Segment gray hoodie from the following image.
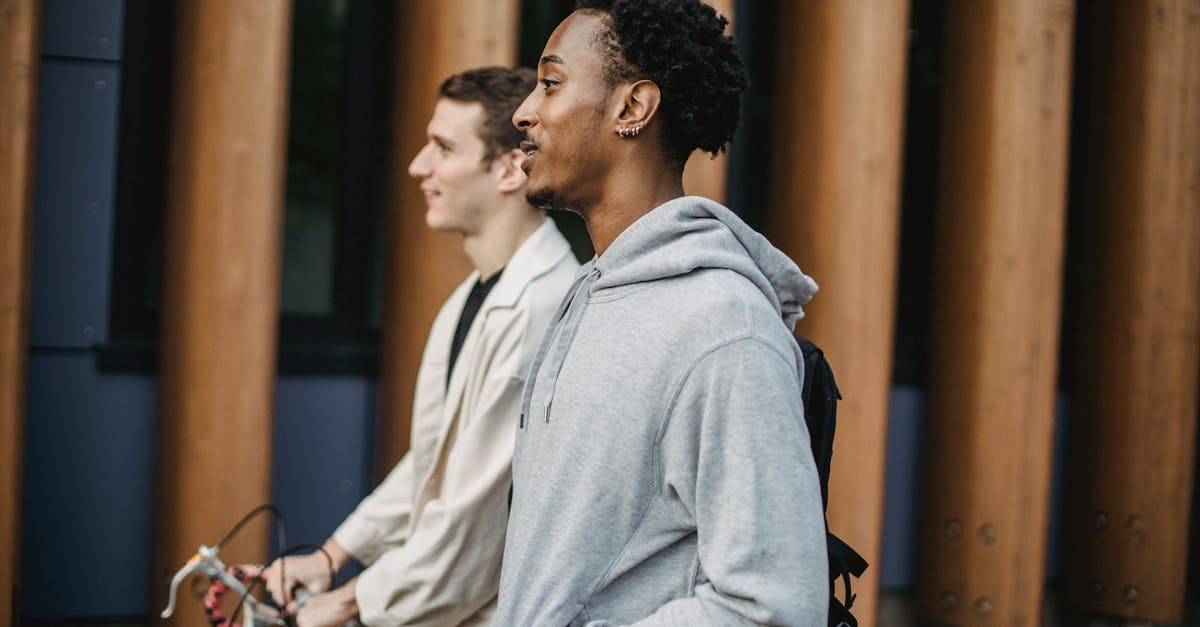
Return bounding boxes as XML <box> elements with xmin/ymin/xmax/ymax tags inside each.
<box><xmin>495</xmin><ymin>196</ymin><xmax>829</xmax><ymax>626</ymax></box>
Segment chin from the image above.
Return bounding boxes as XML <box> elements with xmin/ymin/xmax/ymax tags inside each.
<box><xmin>424</xmin><ymin>210</ymin><xmax>454</xmax><ymax>232</ymax></box>
<box><xmin>526</xmin><ymin>185</ymin><xmax>575</xmax><ymax>214</ymax></box>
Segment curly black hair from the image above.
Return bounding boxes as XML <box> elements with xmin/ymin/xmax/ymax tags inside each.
<box><xmin>574</xmin><ymin>0</ymin><xmax>749</xmax><ymax>168</ymax></box>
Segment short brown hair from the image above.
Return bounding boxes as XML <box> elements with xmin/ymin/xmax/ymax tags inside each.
<box><xmin>438</xmin><ymin>66</ymin><xmax>537</xmax><ymax>162</ymax></box>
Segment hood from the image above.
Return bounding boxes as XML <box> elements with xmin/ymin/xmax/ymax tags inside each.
<box><xmin>518</xmin><ymin>195</ymin><xmax>818</xmax><ymax>430</ymax></box>
<box><xmin>592</xmin><ymin>195</ymin><xmax>818</xmax><ymax>328</ymax></box>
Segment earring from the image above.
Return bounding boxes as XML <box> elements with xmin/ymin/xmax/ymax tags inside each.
<box><xmin>616</xmin><ymin>123</ymin><xmax>644</xmax><ymax>138</ymax></box>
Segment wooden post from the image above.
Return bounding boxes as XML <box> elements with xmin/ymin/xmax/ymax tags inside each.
<box><xmin>1062</xmin><ymin>1</ymin><xmax>1200</xmax><ymax>623</ymax></box>
<box><xmin>0</xmin><ymin>1</ymin><xmax>41</xmax><ymax>622</ymax></box>
<box><xmin>375</xmin><ymin>0</ymin><xmax>520</xmax><ymax>477</ymax></box>
<box><xmin>681</xmin><ymin>0</ymin><xmax>734</xmax><ymax>204</ymax></box>
<box><xmin>767</xmin><ymin>2</ymin><xmax>909</xmax><ymax>623</ymax></box>
<box><xmin>916</xmin><ymin>2</ymin><xmax>1074</xmax><ymax>625</ymax></box>
<box><xmin>151</xmin><ymin>2</ymin><xmax>292</xmax><ymax>624</ymax></box>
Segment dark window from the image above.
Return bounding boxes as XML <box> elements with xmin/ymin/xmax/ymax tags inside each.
<box><xmin>104</xmin><ymin>0</ymin><xmax>395</xmax><ymax>374</ymax></box>
<box><xmin>108</xmin><ymin>0</ymin><xmax>173</xmax><ymax>351</ymax></box>
<box><xmin>892</xmin><ymin>0</ymin><xmax>945</xmax><ymax>386</ymax></box>
<box><xmin>276</xmin><ymin>0</ymin><xmax>395</xmax><ymax>373</ymax></box>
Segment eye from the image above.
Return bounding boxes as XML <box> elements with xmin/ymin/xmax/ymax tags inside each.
<box><xmin>435</xmin><ymin>141</ymin><xmax>451</xmax><ymax>154</ymax></box>
<box><xmin>541</xmin><ymin>78</ymin><xmax>560</xmax><ymax>92</ymax></box>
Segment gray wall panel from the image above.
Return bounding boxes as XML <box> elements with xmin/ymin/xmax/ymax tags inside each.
<box><xmin>880</xmin><ymin>385</ymin><xmax>924</xmax><ymax>589</ymax></box>
<box><xmin>272</xmin><ymin>376</ymin><xmax>377</xmax><ymax>552</ymax></box>
<box><xmin>21</xmin><ymin>353</ymin><xmax>155</xmax><ymax>617</ymax></box>
<box><xmin>29</xmin><ymin>60</ymin><xmax>121</xmax><ymax>349</ymax></box>
<box><xmin>41</xmin><ymin>0</ymin><xmax>125</xmax><ymax>61</ymax></box>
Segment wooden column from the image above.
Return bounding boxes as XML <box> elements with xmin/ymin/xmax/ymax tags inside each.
<box><xmin>917</xmin><ymin>2</ymin><xmax>1073</xmax><ymax>625</ymax></box>
<box><xmin>151</xmin><ymin>2</ymin><xmax>292</xmax><ymax>624</ymax></box>
<box><xmin>376</xmin><ymin>0</ymin><xmax>520</xmax><ymax>476</ymax></box>
<box><xmin>0</xmin><ymin>2</ymin><xmax>41</xmax><ymax>623</ymax></box>
<box><xmin>681</xmin><ymin>0</ymin><xmax>734</xmax><ymax>204</ymax></box>
<box><xmin>767</xmin><ymin>2</ymin><xmax>909</xmax><ymax>623</ymax></box>
<box><xmin>1062</xmin><ymin>2</ymin><xmax>1200</xmax><ymax>623</ymax></box>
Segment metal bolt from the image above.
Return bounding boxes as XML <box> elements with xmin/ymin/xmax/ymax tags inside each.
<box><xmin>1088</xmin><ymin>579</ymin><xmax>1105</xmax><ymax>600</ymax></box>
<box><xmin>1122</xmin><ymin>585</ymin><xmax>1139</xmax><ymax>606</ymax></box>
<box><xmin>98</xmin><ymin>37</ymin><xmax>110</xmax><ymax>47</ymax></box>
<box><xmin>87</xmin><ymin>200</ymin><xmax>100</xmax><ymax>212</ymax></box>
<box><xmin>944</xmin><ymin>518</ymin><xmax>963</xmax><ymax>540</ymax></box>
<box><xmin>978</xmin><ymin>523</ymin><xmax>998</xmax><ymax>546</ymax></box>
<box><xmin>94</xmin><ymin>80</ymin><xmax>106</xmax><ymax>91</ymax></box>
<box><xmin>974</xmin><ymin>596</ymin><xmax>994</xmax><ymax>619</ymax></box>
<box><xmin>939</xmin><ymin>591</ymin><xmax>959</xmax><ymax>613</ymax></box>
<box><xmin>82</xmin><ymin>326</ymin><xmax>95</xmax><ymax>342</ymax></box>
<box><xmin>1126</xmin><ymin>515</ymin><xmax>1147</xmax><ymax>538</ymax></box>
<box><xmin>1092</xmin><ymin>511</ymin><xmax>1108</xmax><ymax>530</ymax></box>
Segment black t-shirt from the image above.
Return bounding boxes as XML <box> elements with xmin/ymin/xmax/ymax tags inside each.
<box><xmin>447</xmin><ymin>268</ymin><xmax>504</xmax><ymax>390</ymax></box>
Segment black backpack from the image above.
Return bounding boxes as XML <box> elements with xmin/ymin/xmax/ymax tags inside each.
<box><xmin>795</xmin><ymin>335</ymin><xmax>869</xmax><ymax>627</ymax></box>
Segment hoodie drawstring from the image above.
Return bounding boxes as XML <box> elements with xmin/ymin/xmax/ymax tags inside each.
<box><xmin>519</xmin><ymin>266</ymin><xmax>600</xmax><ymax>428</ymax></box>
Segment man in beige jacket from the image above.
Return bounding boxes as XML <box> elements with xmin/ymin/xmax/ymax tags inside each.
<box><xmin>261</xmin><ymin>66</ymin><xmax>579</xmax><ymax>626</ymax></box>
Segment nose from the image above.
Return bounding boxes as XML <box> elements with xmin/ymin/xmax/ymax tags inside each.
<box><xmin>513</xmin><ymin>92</ymin><xmax>538</xmax><ymax>131</ymax></box>
<box><xmin>408</xmin><ymin>143</ymin><xmax>432</xmax><ymax>178</ymax></box>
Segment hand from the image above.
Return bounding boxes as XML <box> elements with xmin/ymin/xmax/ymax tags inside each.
<box><xmin>293</xmin><ymin>579</ymin><xmax>358</xmax><ymax>627</ymax></box>
<box><xmin>262</xmin><ymin>542</ymin><xmax>345</xmax><ymax>607</ymax></box>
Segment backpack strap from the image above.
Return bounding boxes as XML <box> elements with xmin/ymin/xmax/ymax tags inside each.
<box><xmin>829</xmin><ymin>532</ymin><xmax>868</xmax><ymax>578</ymax></box>
<box><xmin>793</xmin><ymin>334</ymin><xmax>868</xmax><ymax>627</ymax></box>
<box><xmin>828</xmin><ymin>533</ymin><xmax>867</xmax><ymax>627</ymax></box>
<box><xmin>794</xmin><ymin>335</ymin><xmax>840</xmax><ymax>508</ymax></box>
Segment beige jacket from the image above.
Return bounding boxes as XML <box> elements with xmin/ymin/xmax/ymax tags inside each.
<box><xmin>332</xmin><ymin>218</ymin><xmax>577</xmax><ymax>626</ymax></box>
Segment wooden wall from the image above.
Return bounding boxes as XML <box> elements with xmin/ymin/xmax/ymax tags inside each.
<box><xmin>1061</xmin><ymin>1</ymin><xmax>1200</xmax><ymax>623</ymax></box>
<box><xmin>768</xmin><ymin>2</ymin><xmax>910</xmax><ymax>624</ymax></box>
<box><xmin>0</xmin><ymin>2</ymin><xmax>41</xmax><ymax>623</ymax></box>
<box><xmin>916</xmin><ymin>2</ymin><xmax>1075</xmax><ymax>625</ymax></box>
<box><xmin>150</xmin><ymin>2</ymin><xmax>293</xmax><ymax>624</ymax></box>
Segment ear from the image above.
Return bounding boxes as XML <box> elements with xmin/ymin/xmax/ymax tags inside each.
<box><xmin>495</xmin><ymin>147</ymin><xmax>527</xmax><ymax>193</ymax></box>
<box><xmin>614</xmin><ymin>79</ymin><xmax>662</xmax><ymax>133</ymax></box>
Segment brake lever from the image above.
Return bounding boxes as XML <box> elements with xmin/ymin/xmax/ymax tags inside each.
<box><xmin>161</xmin><ymin>544</ymin><xmax>252</xmax><ymax>618</ymax></box>
<box><xmin>161</xmin><ymin>552</ymin><xmax>204</xmax><ymax>618</ymax></box>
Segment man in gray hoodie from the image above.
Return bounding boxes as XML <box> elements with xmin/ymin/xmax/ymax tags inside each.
<box><xmin>497</xmin><ymin>1</ymin><xmax>829</xmax><ymax>625</ymax></box>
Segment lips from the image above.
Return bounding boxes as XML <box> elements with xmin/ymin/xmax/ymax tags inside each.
<box><xmin>520</xmin><ymin>139</ymin><xmax>539</xmax><ymax>173</ymax></box>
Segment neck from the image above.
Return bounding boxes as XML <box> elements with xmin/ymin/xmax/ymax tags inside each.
<box><xmin>461</xmin><ymin>201</ymin><xmax>545</xmax><ymax>280</ymax></box>
<box><xmin>582</xmin><ymin>161</ymin><xmax>684</xmax><ymax>256</ymax></box>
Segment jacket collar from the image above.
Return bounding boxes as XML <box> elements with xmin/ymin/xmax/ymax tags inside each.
<box><xmin>438</xmin><ymin>216</ymin><xmax>571</xmax><ymax>435</ymax></box>
<box><xmin>471</xmin><ymin>217</ymin><xmax>571</xmax><ymax>312</ymax></box>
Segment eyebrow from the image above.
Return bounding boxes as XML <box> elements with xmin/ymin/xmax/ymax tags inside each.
<box><xmin>429</xmin><ymin>132</ymin><xmax>455</xmax><ymax>148</ymax></box>
<box><xmin>539</xmin><ymin>54</ymin><xmax>565</xmax><ymax>67</ymax></box>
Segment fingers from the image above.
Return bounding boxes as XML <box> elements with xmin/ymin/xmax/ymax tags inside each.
<box><xmin>262</xmin><ymin>559</ymin><xmax>295</xmax><ymax>606</ymax></box>
<box><xmin>262</xmin><ymin>553</ymin><xmax>333</xmax><ymax>607</ymax></box>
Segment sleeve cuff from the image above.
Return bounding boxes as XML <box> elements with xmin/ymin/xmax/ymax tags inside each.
<box><xmin>353</xmin><ymin>567</ymin><xmax>389</xmax><ymax>627</ymax></box>
<box><xmin>332</xmin><ymin>517</ymin><xmax>386</xmax><ymax>565</ymax></box>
